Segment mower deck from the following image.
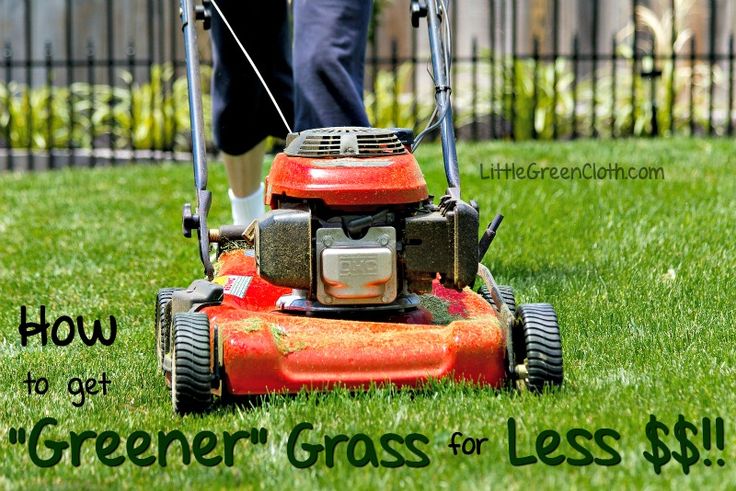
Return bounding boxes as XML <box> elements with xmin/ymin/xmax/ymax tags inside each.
<box><xmin>204</xmin><ymin>249</ymin><xmax>507</xmax><ymax>395</ymax></box>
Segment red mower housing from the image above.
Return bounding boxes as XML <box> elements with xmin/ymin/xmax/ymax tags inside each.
<box><xmin>266</xmin><ymin>152</ymin><xmax>430</xmax><ymax>210</ymax></box>
<box><xmin>204</xmin><ymin>251</ymin><xmax>508</xmax><ymax>395</ymax></box>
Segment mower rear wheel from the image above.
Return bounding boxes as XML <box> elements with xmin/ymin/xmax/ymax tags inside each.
<box><xmin>155</xmin><ymin>287</ymin><xmax>183</xmax><ymax>372</ymax></box>
<box><xmin>513</xmin><ymin>303</ymin><xmax>563</xmax><ymax>392</ymax></box>
<box><xmin>171</xmin><ymin>312</ymin><xmax>213</xmax><ymax>414</ymax></box>
<box><xmin>478</xmin><ymin>285</ymin><xmax>516</xmax><ymax>316</ymax></box>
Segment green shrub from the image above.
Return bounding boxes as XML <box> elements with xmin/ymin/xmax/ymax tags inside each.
<box><xmin>0</xmin><ymin>44</ymin><xmax>731</xmax><ymax>152</ymax></box>
<box><xmin>0</xmin><ymin>63</ymin><xmax>213</xmax><ymax>152</ymax></box>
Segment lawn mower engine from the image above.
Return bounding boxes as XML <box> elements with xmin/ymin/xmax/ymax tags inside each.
<box><xmin>252</xmin><ymin>127</ymin><xmax>479</xmax><ymax>313</ymax></box>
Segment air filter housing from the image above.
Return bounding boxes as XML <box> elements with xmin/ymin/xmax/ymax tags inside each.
<box><xmin>268</xmin><ymin>126</ymin><xmax>428</xmax><ymax>209</ymax></box>
<box><xmin>284</xmin><ymin>127</ymin><xmax>407</xmax><ymax>158</ymax></box>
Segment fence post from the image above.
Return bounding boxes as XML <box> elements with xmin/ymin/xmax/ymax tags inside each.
<box><xmin>488</xmin><ymin>0</ymin><xmax>495</xmax><ymax>139</ymax></box>
<box><xmin>170</xmin><ymin>0</ymin><xmax>179</xmax><ymax>154</ymax></box>
<box><xmin>146</xmin><ymin>0</ymin><xmax>155</xmax><ymax>156</ymax></box>
<box><xmin>472</xmin><ymin>37</ymin><xmax>478</xmax><ymax>140</ymax></box>
<box><xmin>391</xmin><ymin>39</ymin><xmax>398</xmax><ymax>128</ymax></box>
<box><xmin>87</xmin><ymin>40</ymin><xmax>96</xmax><ymax>167</ymax></box>
<box><xmin>128</xmin><ymin>42</ymin><xmax>136</xmax><ymax>158</ymax></box>
<box><xmin>24</xmin><ymin>0</ymin><xmax>34</xmax><ymax>170</ymax></box>
<box><xmin>631</xmin><ymin>0</ymin><xmax>639</xmax><ymax>137</ymax></box>
<box><xmin>65</xmin><ymin>0</ymin><xmax>74</xmax><ymax>164</ymax></box>
<box><xmin>707</xmin><ymin>0</ymin><xmax>716</xmax><ymax>136</ymax></box>
<box><xmin>668</xmin><ymin>0</ymin><xmax>676</xmax><ymax>135</ymax></box>
<box><xmin>591</xmin><ymin>0</ymin><xmax>599</xmax><ymax>137</ymax></box>
<box><xmin>157</xmin><ymin>0</ymin><xmax>166</xmax><ymax>154</ymax></box>
<box><xmin>649</xmin><ymin>42</ymin><xmax>659</xmax><ymax>137</ymax></box>
<box><xmin>411</xmin><ymin>25</ymin><xmax>418</xmax><ymax>135</ymax></box>
<box><xmin>552</xmin><ymin>0</ymin><xmax>559</xmax><ymax>139</ymax></box>
<box><xmin>107</xmin><ymin>0</ymin><xmax>116</xmax><ymax>164</ymax></box>
<box><xmin>4</xmin><ymin>43</ymin><xmax>13</xmax><ymax>171</ymax></box>
<box><xmin>45</xmin><ymin>42</ymin><xmax>54</xmax><ymax>169</ymax></box>
<box><xmin>510</xmin><ymin>0</ymin><xmax>517</xmax><ymax>140</ymax></box>
<box><xmin>532</xmin><ymin>37</ymin><xmax>539</xmax><ymax>140</ymax></box>
<box><xmin>728</xmin><ymin>34</ymin><xmax>734</xmax><ymax>137</ymax></box>
<box><xmin>689</xmin><ymin>37</ymin><xmax>696</xmax><ymax>136</ymax></box>
<box><xmin>611</xmin><ymin>36</ymin><xmax>617</xmax><ymax>138</ymax></box>
<box><xmin>500</xmin><ymin>0</ymin><xmax>507</xmax><ymax>140</ymax></box>
<box><xmin>572</xmin><ymin>35</ymin><xmax>579</xmax><ymax>139</ymax></box>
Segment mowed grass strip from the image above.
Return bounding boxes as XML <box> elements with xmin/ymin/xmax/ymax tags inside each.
<box><xmin>0</xmin><ymin>138</ymin><xmax>734</xmax><ymax>490</ymax></box>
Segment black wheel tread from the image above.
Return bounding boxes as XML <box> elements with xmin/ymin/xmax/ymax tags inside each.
<box><xmin>516</xmin><ymin>303</ymin><xmax>563</xmax><ymax>392</ymax></box>
<box><xmin>478</xmin><ymin>284</ymin><xmax>516</xmax><ymax>316</ymax></box>
<box><xmin>155</xmin><ymin>287</ymin><xmax>184</xmax><ymax>372</ymax></box>
<box><xmin>171</xmin><ymin>312</ymin><xmax>213</xmax><ymax>414</ymax></box>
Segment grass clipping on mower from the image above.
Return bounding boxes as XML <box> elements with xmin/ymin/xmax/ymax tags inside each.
<box><xmin>419</xmin><ymin>294</ymin><xmax>464</xmax><ymax>325</ymax></box>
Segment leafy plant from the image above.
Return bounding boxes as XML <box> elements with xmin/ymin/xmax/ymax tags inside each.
<box><xmin>364</xmin><ymin>62</ymin><xmax>434</xmax><ymax>130</ymax></box>
<box><xmin>1</xmin><ymin>32</ymin><xmax>733</xmax><ymax>154</ymax></box>
<box><xmin>0</xmin><ymin>63</ymin><xmax>213</xmax><ymax>152</ymax></box>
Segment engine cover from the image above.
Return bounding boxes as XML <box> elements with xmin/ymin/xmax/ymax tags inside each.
<box><xmin>316</xmin><ymin>227</ymin><xmax>397</xmax><ymax>305</ymax></box>
<box><xmin>265</xmin><ymin>127</ymin><xmax>429</xmax><ymax>210</ymax></box>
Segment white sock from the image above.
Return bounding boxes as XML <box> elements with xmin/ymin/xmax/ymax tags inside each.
<box><xmin>229</xmin><ymin>184</ymin><xmax>265</xmax><ymax>226</ymax></box>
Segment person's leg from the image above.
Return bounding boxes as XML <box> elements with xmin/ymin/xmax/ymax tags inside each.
<box><xmin>211</xmin><ymin>0</ymin><xmax>293</xmax><ymax>224</ymax></box>
<box><xmin>223</xmin><ymin>141</ymin><xmax>266</xmax><ymax>226</ymax></box>
<box><xmin>223</xmin><ymin>141</ymin><xmax>265</xmax><ymax>197</ymax></box>
<box><xmin>292</xmin><ymin>0</ymin><xmax>372</xmax><ymax>130</ymax></box>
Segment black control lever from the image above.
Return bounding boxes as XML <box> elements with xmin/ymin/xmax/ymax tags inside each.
<box><xmin>411</xmin><ymin>0</ymin><xmax>428</xmax><ymax>28</ymax></box>
<box><xmin>478</xmin><ymin>214</ymin><xmax>504</xmax><ymax>263</ymax></box>
<box><xmin>194</xmin><ymin>0</ymin><xmax>212</xmax><ymax>30</ymax></box>
<box><xmin>182</xmin><ymin>203</ymin><xmax>199</xmax><ymax>238</ymax></box>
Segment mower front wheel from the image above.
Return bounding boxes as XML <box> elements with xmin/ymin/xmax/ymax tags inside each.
<box><xmin>171</xmin><ymin>312</ymin><xmax>214</xmax><ymax>414</ymax></box>
<box><xmin>513</xmin><ymin>303</ymin><xmax>563</xmax><ymax>392</ymax></box>
<box><xmin>155</xmin><ymin>287</ymin><xmax>183</xmax><ymax>372</ymax></box>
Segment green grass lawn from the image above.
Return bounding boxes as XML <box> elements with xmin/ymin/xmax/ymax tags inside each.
<box><xmin>0</xmin><ymin>138</ymin><xmax>734</xmax><ymax>490</ymax></box>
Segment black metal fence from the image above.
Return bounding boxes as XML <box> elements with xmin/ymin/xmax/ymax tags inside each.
<box><xmin>0</xmin><ymin>0</ymin><xmax>734</xmax><ymax>171</ymax></box>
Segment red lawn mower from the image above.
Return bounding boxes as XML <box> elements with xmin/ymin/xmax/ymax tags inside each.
<box><xmin>157</xmin><ymin>0</ymin><xmax>563</xmax><ymax>414</ymax></box>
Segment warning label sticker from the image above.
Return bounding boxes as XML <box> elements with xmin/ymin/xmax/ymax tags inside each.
<box><xmin>215</xmin><ymin>275</ymin><xmax>253</xmax><ymax>298</ymax></box>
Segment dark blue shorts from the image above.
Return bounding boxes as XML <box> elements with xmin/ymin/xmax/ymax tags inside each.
<box><xmin>210</xmin><ymin>0</ymin><xmax>372</xmax><ymax>155</ymax></box>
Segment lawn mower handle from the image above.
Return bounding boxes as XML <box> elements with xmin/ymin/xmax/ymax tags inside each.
<box><xmin>179</xmin><ymin>0</ymin><xmax>214</xmax><ymax>279</ymax></box>
<box><xmin>179</xmin><ymin>0</ymin><xmax>462</xmax><ymax>279</ymax></box>
<box><xmin>415</xmin><ymin>0</ymin><xmax>461</xmax><ymax>195</ymax></box>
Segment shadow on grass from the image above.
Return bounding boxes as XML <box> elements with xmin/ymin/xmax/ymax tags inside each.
<box><xmin>209</xmin><ymin>377</ymin><xmax>566</xmax><ymax>415</ymax></box>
